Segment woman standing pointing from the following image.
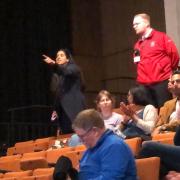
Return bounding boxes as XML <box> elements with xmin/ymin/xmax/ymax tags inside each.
<box><xmin>43</xmin><ymin>49</ymin><xmax>86</xmax><ymax>134</ymax></box>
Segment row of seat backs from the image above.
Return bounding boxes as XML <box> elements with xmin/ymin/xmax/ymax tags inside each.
<box><xmin>4</xmin><ymin>134</ymin><xmax>173</xmax><ymax>172</ymax></box>
<box><xmin>1</xmin><ymin>137</ymin><xmax>141</xmax><ymax>172</ymax></box>
<box><xmin>0</xmin><ymin>145</ymin><xmax>86</xmax><ymax>171</ymax></box>
<box><xmin>0</xmin><ymin>157</ymin><xmax>160</xmax><ymax>180</ymax></box>
<box><xmin>7</xmin><ymin>134</ymin><xmax>74</xmax><ymax>156</ymax></box>
<box><xmin>0</xmin><ymin>168</ymin><xmax>54</xmax><ymax>180</ymax></box>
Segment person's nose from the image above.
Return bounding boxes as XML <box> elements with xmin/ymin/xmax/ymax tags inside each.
<box><xmin>104</xmin><ymin>100</ymin><xmax>109</xmax><ymax>104</ymax></box>
<box><xmin>133</xmin><ymin>24</ymin><xmax>137</xmax><ymax>29</ymax></box>
<box><xmin>174</xmin><ymin>81</ymin><xmax>178</xmax><ymax>86</ymax></box>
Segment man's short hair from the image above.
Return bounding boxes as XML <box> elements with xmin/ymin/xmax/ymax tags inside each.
<box><xmin>172</xmin><ymin>70</ymin><xmax>180</xmax><ymax>76</ymax></box>
<box><xmin>134</xmin><ymin>13</ymin><xmax>150</xmax><ymax>25</ymax></box>
<box><xmin>72</xmin><ymin>109</ymin><xmax>105</xmax><ymax>131</ymax></box>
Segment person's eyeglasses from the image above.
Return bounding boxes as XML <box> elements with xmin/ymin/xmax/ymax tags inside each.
<box><xmin>77</xmin><ymin>128</ymin><xmax>93</xmax><ymax>140</ymax></box>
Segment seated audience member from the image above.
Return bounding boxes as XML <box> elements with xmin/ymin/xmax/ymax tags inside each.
<box><xmin>138</xmin><ymin>125</ymin><xmax>180</xmax><ymax>179</ymax></box>
<box><xmin>153</xmin><ymin>70</ymin><xmax>180</xmax><ymax>135</ymax></box>
<box><xmin>67</xmin><ymin>90</ymin><xmax>125</xmax><ymax>147</ymax></box>
<box><xmin>72</xmin><ymin>109</ymin><xmax>137</xmax><ymax>180</ymax></box>
<box><xmin>120</xmin><ymin>85</ymin><xmax>158</xmax><ymax>140</ymax></box>
<box><xmin>95</xmin><ymin>90</ymin><xmax>125</xmax><ymax>137</ymax></box>
<box><xmin>68</xmin><ymin>134</ymin><xmax>82</xmax><ymax>147</ymax></box>
<box><xmin>168</xmin><ymin>75</ymin><xmax>177</xmax><ymax>99</ymax></box>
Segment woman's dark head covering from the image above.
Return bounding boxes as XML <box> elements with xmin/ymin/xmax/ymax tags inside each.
<box><xmin>53</xmin><ymin>156</ymin><xmax>78</xmax><ymax>180</ymax></box>
<box><xmin>129</xmin><ymin>85</ymin><xmax>151</xmax><ymax>106</ymax></box>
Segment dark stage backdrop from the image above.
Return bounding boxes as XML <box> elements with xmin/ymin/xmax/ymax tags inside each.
<box><xmin>0</xmin><ymin>0</ymin><xmax>71</xmax><ymax>146</ymax></box>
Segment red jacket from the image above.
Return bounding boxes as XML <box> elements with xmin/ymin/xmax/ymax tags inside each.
<box><xmin>134</xmin><ymin>29</ymin><xmax>179</xmax><ymax>85</ymax></box>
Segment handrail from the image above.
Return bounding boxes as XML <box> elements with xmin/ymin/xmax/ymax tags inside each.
<box><xmin>8</xmin><ymin>104</ymin><xmax>52</xmax><ymax>112</ymax></box>
<box><xmin>8</xmin><ymin>104</ymin><xmax>53</xmax><ymax>124</ymax></box>
<box><xmin>102</xmin><ymin>76</ymin><xmax>135</xmax><ymax>82</ymax></box>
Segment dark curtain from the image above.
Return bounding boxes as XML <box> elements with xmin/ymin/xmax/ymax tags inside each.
<box><xmin>0</xmin><ymin>0</ymin><xmax>71</xmax><ymax>144</ymax></box>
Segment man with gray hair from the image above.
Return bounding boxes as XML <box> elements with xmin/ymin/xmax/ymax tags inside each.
<box><xmin>72</xmin><ymin>109</ymin><xmax>137</xmax><ymax>180</ymax></box>
<box><xmin>133</xmin><ymin>13</ymin><xmax>179</xmax><ymax>108</ymax></box>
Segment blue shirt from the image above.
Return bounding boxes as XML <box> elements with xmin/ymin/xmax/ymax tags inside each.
<box><xmin>79</xmin><ymin>130</ymin><xmax>137</xmax><ymax>180</ymax></box>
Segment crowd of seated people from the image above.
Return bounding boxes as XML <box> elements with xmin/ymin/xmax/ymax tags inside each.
<box><xmin>67</xmin><ymin>89</ymin><xmax>125</xmax><ymax>147</ymax></box>
<box><xmin>136</xmin><ymin>70</ymin><xmax>180</xmax><ymax>179</ymax></box>
<box><xmin>139</xmin><ymin>124</ymin><xmax>180</xmax><ymax>179</ymax></box>
<box><xmin>86</xmin><ymin>70</ymin><xmax>180</xmax><ymax>179</ymax></box>
<box><xmin>54</xmin><ymin>70</ymin><xmax>180</xmax><ymax>179</ymax></box>
<box><xmin>152</xmin><ymin>70</ymin><xmax>180</xmax><ymax>135</ymax></box>
<box><xmin>3</xmin><ymin>70</ymin><xmax>180</xmax><ymax>180</ymax></box>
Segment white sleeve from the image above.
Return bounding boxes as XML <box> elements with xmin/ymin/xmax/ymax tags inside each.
<box><xmin>136</xmin><ymin>105</ymin><xmax>158</xmax><ymax>134</ymax></box>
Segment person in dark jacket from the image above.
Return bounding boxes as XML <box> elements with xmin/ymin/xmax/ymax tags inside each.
<box><xmin>53</xmin><ymin>156</ymin><xmax>78</xmax><ymax>180</ymax></box>
<box><xmin>43</xmin><ymin>49</ymin><xmax>86</xmax><ymax>134</ymax></box>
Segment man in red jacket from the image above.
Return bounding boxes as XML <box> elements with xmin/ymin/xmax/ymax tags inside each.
<box><xmin>133</xmin><ymin>13</ymin><xmax>179</xmax><ymax>108</ymax></box>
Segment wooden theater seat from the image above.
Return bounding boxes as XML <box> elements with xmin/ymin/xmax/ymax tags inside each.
<box><xmin>136</xmin><ymin>157</ymin><xmax>160</xmax><ymax>180</ymax></box>
<box><xmin>33</xmin><ymin>167</ymin><xmax>54</xmax><ymax>176</ymax></box>
<box><xmin>20</xmin><ymin>151</ymin><xmax>48</xmax><ymax>170</ymax></box>
<box><xmin>46</xmin><ymin>147</ymin><xmax>73</xmax><ymax>166</ymax></box>
<box><xmin>0</xmin><ymin>173</ymin><xmax>3</xmax><ymax>178</ymax></box>
<box><xmin>0</xmin><ymin>178</ymin><xmax>16</xmax><ymax>180</ymax></box>
<box><xmin>21</xmin><ymin>176</ymin><xmax>36</xmax><ymax>180</ymax></box>
<box><xmin>152</xmin><ymin>137</ymin><xmax>174</xmax><ymax>145</ymax></box>
<box><xmin>6</xmin><ymin>147</ymin><xmax>16</xmax><ymax>156</ymax></box>
<box><xmin>35</xmin><ymin>174</ymin><xmax>53</xmax><ymax>180</ymax></box>
<box><xmin>14</xmin><ymin>140</ymin><xmax>35</xmax><ymax>155</ymax></box>
<box><xmin>31</xmin><ymin>167</ymin><xmax>54</xmax><ymax>180</ymax></box>
<box><xmin>21</xmin><ymin>151</ymin><xmax>47</xmax><ymax>159</ymax></box>
<box><xmin>3</xmin><ymin>170</ymin><xmax>33</xmax><ymax>179</ymax></box>
<box><xmin>34</xmin><ymin>137</ymin><xmax>56</xmax><ymax>152</ymax></box>
<box><xmin>34</xmin><ymin>142</ymin><xmax>49</xmax><ymax>152</ymax></box>
<box><xmin>152</xmin><ymin>132</ymin><xmax>175</xmax><ymax>141</ymax></box>
<box><xmin>74</xmin><ymin>145</ymin><xmax>86</xmax><ymax>151</ymax></box>
<box><xmin>0</xmin><ymin>154</ymin><xmax>22</xmax><ymax>161</ymax></box>
<box><xmin>152</xmin><ymin>132</ymin><xmax>175</xmax><ymax>145</ymax></box>
<box><xmin>125</xmin><ymin>137</ymin><xmax>142</xmax><ymax>157</ymax></box>
<box><xmin>0</xmin><ymin>155</ymin><xmax>21</xmax><ymax>172</ymax></box>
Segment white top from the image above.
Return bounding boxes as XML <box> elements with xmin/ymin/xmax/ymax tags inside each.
<box><xmin>170</xmin><ymin>100</ymin><xmax>180</xmax><ymax>122</ymax></box>
<box><xmin>135</xmin><ymin>104</ymin><xmax>158</xmax><ymax>134</ymax></box>
<box><xmin>103</xmin><ymin>112</ymin><xmax>123</xmax><ymax>131</ymax></box>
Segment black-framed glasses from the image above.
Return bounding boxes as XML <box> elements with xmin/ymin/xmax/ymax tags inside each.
<box><xmin>77</xmin><ymin>127</ymin><xmax>93</xmax><ymax>140</ymax></box>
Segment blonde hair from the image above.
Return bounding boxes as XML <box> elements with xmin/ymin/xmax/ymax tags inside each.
<box><xmin>134</xmin><ymin>13</ymin><xmax>150</xmax><ymax>25</ymax></box>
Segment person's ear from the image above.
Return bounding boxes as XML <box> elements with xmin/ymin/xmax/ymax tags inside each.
<box><xmin>92</xmin><ymin>127</ymin><xmax>100</xmax><ymax>137</ymax></box>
